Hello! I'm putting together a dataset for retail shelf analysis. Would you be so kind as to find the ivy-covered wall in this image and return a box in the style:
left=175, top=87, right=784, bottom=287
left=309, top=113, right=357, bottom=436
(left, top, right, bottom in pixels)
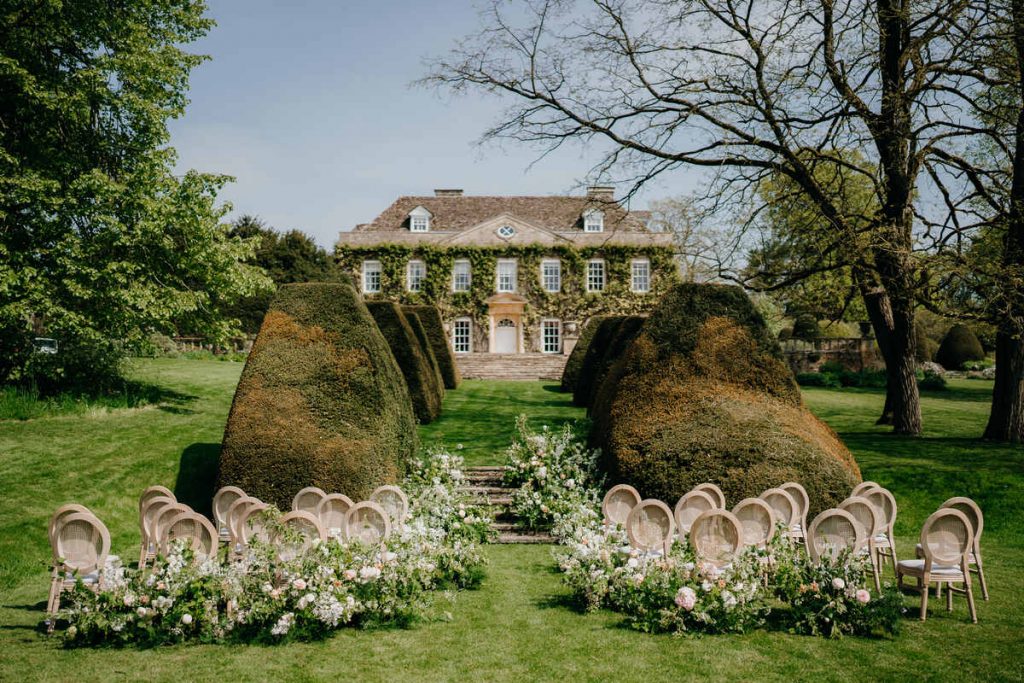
left=335, top=244, right=678, bottom=352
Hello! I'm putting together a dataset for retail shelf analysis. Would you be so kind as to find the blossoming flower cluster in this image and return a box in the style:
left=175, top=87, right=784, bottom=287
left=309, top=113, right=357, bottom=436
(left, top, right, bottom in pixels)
left=502, top=416, right=602, bottom=531
left=56, top=449, right=491, bottom=647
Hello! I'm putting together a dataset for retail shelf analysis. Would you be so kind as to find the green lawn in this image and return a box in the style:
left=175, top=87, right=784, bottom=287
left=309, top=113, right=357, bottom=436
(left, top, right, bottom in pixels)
left=1, top=360, right=1022, bottom=682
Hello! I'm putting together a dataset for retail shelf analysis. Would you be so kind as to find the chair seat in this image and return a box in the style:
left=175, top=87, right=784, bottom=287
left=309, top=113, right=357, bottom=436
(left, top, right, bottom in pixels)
left=915, top=543, right=977, bottom=564
left=897, top=559, right=965, bottom=580
left=63, top=571, right=100, bottom=585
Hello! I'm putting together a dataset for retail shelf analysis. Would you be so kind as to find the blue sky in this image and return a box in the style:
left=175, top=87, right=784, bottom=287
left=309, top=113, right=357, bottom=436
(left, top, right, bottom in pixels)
left=168, top=0, right=695, bottom=247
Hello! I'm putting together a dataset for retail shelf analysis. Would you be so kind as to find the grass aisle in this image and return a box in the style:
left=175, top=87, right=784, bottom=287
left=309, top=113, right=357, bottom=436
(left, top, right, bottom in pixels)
left=1, top=360, right=1022, bottom=682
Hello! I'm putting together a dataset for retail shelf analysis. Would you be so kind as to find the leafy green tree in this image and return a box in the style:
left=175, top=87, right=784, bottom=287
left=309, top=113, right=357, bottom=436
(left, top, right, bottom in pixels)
left=0, top=0, right=271, bottom=390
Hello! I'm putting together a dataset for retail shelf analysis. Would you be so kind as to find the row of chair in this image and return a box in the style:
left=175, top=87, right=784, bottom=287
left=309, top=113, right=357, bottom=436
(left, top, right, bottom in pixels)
left=46, top=505, right=112, bottom=620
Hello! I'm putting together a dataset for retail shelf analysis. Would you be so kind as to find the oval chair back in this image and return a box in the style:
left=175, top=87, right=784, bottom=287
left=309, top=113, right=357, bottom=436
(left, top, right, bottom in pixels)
left=920, top=508, right=974, bottom=567
left=49, top=504, right=93, bottom=558
left=626, top=499, right=675, bottom=554
left=779, top=482, right=809, bottom=536
left=318, top=493, right=355, bottom=539
left=139, top=486, right=175, bottom=516
left=760, top=488, right=798, bottom=530
left=602, top=484, right=641, bottom=526
left=277, top=511, right=327, bottom=561
left=238, top=503, right=272, bottom=545
left=55, top=512, right=111, bottom=577
left=138, top=495, right=176, bottom=568
left=692, top=483, right=726, bottom=509
left=851, top=481, right=880, bottom=497
left=161, top=512, right=219, bottom=561
left=840, top=496, right=882, bottom=539
left=941, top=497, right=983, bottom=544
left=673, top=490, right=717, bottom=537
left=153, top=503, right=192, bottom=548
left=226, top=496, right=259, bottom=548
left=369, top=485, right=409, bottom=527
left=292, top=486, right=327, bottom=515
left=690, top=510, right=743, bottom=568
left=863, top=487, right=897, bottom=535
left=212, top=486, right=246, bottom=537
left=345, top=501, right=392, bottom=545
left=731, top=497, right=776, bottom=547
left=807, top=508, right=865, bottom=563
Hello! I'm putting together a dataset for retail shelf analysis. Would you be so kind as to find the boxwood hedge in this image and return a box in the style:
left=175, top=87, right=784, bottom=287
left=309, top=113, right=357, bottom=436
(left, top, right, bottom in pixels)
left=405, top=310, right=445, bottom=393
left=572, top=316, right=626, bottom=407
left=218, top=282, right=417, bottom=509
left=935, top=324, right=986, bottom=370
left=402, top=305, right=461, bottom=389
left=560, top=315, right=606, bottom=393
left=366, top=301, right=443, bottom=424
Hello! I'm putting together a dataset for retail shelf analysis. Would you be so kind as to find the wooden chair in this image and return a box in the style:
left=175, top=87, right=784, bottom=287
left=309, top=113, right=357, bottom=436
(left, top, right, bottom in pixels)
left=759, top=488, right=798, bottom=541
left=212, top=486, right=246, bottom=541
left=673, top=490, right=717, bottom=538
left=292, top=486, right=327, bottom=515
left=692, top=483, right=726, bottom=509
left=690, top=510, right=743, bottom=569
left=345, top=501, right=391, bottom=545
left=227, top=497, right=263, bottom=555
left=317, top=493, right=355, bottom=539
left=277, top=511, right=327, bottom=561
left=152, top=502, right=192, bottom=551
left=851, top=481, right=880, bottom=497
left=916, top=497, right=990, bottom=601
left=238, top=503, right=273, bottom=547
left=48, top=512, right=110, bottom=617
left=47, top=504, right=94, bottom=615
left=160, top=512, right=219, bottom=562
left=369, top=485, right=409, bottom=527
left=839, top=496, right=883, bottom=592
left=625, top=499, right=675, bottom=555
left=897, top=508, right=978, bottom=622
left=601, top=484, right=641, bottom=526
left=779, top=482, right=810, bottom=543
left=138, top=486, right=175, bottom=515
left=731, top=497, right=776, bottom=548
left=863, top=486, right=898, bottom=576
left=137, top=495, right=175, bottom=568
left=806, top=508, right=866, bottom=564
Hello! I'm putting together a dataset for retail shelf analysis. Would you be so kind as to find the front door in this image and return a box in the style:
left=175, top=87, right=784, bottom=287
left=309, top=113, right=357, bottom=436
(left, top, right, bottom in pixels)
left=494, top=318, right=517, bottom=353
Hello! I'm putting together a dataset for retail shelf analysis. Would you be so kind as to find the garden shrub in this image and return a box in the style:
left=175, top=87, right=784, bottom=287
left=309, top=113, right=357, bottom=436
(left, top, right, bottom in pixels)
left=402, top=305, right=461, bottom=389
left=917, top=371, right=948, bottom=391
left=914, top=321, right=938, bottom=364
left=366, top=302, right=443, bottom=424
left=405, top=311, right=445, bottom=392
left=592, top=283, right=860, bottom=517
left=582, top=316, right=646, bottom=412
left=796, top=372, right=841, bottom=388
left=572, top=316, right=627, bottom=407
left=560, top=315, right=606, bottom=393
left=935, top=324, right=986, bottom=370
left=219, top=282, right=418, bottom=508
left=791, top=314, right=821, bottom=340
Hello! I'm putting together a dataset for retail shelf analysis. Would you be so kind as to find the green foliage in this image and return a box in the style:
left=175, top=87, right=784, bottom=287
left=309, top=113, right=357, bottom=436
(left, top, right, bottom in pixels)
left=592, top=283, right=860, bottom=517
left=792, top=314, right=821, bottom=340
left=366, top=301, right=443, bottom=424
left=560, top=316, right=606, bottom=392
left=572, top=316, right=626, bottom=407
left=935, top=324, right=986, bottom=370
left=337, top=244, right=677, bottom=351
left=917, top=372, right=948, bottom=391
left=796, top=372, right=842, bottom=388
left=914, top=322, right=939, bottom=363
left=405, top=311, right=445, bottom=391
left=0, top=0, right=272, bottom=391
left=402, top=305, right=461, bottom=389
left=583, top=316, right=646, bottom=412
left=219, top=282, right=417, bottom=508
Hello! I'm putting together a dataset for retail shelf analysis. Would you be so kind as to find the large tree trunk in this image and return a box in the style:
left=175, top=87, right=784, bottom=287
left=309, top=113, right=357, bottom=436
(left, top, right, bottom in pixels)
left=985, top=330, right=1024, bottom=442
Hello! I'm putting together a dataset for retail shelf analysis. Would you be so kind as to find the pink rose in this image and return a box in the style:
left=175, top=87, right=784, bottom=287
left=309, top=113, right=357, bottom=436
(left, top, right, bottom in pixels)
left=292, top=578, right=307, bottom=591
left=675, top=587, right=697, bottom=611
left=856, top=589, right=871, bottom=604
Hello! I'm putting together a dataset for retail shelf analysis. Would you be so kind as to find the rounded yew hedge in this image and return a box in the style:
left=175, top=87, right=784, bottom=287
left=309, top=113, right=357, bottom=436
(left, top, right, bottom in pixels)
left=219, top=282, right=417, bottom=509
left=402, top=304, right=461, bottom=389
left=366, top=301, right=443, bottom=424
left=935, top=324, right=985, bottom=370
left=560, top=315, right=606, bottom=393
left=591, top=283, right=860, bottom=517
left=405, top=310, right=445, bottom=392
left=573, top=316, right=626, bottom=407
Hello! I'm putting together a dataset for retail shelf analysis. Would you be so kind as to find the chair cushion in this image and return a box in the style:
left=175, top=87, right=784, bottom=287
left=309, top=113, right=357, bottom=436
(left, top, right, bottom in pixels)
left=897, top=559, right=965, bottom=579
left=915, top=543, right=977, bottom=564
left=64, top=571, right=100, bottom=585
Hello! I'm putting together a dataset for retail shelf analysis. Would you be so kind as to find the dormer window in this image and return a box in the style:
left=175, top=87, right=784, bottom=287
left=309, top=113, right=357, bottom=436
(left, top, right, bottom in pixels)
left=409, top=206, right=432, bottom=232
left=584, top=210, right=604, bottom=233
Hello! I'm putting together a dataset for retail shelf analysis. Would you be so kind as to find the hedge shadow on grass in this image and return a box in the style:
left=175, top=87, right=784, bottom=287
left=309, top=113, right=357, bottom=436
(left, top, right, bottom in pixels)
left=175, top=442, right=219, bottom=517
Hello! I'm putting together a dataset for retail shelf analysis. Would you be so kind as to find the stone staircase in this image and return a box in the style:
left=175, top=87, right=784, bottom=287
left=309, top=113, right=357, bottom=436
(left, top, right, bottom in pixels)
left=463, top=466, right=554, bottom=544
left=456, top=353, right=568, bottom=381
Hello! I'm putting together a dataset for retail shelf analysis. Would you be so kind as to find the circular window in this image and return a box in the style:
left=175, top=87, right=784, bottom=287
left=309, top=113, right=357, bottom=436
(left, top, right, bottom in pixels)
left=497, top=225, right=516, bottom=238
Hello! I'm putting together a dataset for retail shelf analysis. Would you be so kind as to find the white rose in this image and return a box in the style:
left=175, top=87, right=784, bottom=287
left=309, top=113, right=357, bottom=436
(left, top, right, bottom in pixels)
left=122, top=593, right=135, bottom=607
left=181, top=613, right=193, bottom=625
left=832, top=577, right=846, bottom=591
left=136, top=607, right=147, bottom=618
left=292, top=578, right=307, bottom=591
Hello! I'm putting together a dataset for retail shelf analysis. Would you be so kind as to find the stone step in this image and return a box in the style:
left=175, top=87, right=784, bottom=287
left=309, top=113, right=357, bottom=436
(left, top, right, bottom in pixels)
left=456, top=353, right=568, bottom=380
left=495, top=532, right=554, bottom=544
left=464, top=485, right=511, bottom=496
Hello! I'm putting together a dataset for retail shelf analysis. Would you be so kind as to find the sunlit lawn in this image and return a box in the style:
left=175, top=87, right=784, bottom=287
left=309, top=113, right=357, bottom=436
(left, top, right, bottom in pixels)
left=0, top=360, right=1021, bottom=682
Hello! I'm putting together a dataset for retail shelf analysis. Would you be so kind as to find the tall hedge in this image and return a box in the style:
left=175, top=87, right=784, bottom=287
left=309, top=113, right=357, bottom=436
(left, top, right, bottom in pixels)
left=405, top=311, right=445, bottom=392
left=402, top=305, right=461, bottom=389
left=560, top=316, right=606, bottom=393
left=935, top=324, right=985, bottom=370
left=591, top=283, right=860, bottom=517
left=366, top=301, right=443, bottom=424
left=219, top=282, right=417, bottom=509
left=584, top=316, right=646, bottom=413
left=573, top=316, right=626, bottom=407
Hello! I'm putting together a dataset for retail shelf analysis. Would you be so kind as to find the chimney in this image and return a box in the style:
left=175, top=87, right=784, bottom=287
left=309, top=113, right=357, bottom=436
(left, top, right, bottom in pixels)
left=434, top=189, right=464, bottom=197
left=586, top=185, right=615, bottom=201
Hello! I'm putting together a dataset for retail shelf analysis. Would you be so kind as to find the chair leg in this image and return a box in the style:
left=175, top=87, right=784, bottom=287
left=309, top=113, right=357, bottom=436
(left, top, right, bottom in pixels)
left=871, top=548, right=881, bottom=593
left=975, top=553, right=989, bottom=601
left=919, top=576, right=929, bottom=621
left=946, top=582, right=953, bottom=611
left=889, top=540, right=899, bottom=579
left=964, top=575, right=978, bottom=623
left=138, top=542, right=148, bottom=570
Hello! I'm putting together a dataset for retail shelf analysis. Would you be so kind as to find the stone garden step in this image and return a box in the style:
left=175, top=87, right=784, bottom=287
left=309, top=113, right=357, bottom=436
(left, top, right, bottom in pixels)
left=462, top=466, right=554, bottom=544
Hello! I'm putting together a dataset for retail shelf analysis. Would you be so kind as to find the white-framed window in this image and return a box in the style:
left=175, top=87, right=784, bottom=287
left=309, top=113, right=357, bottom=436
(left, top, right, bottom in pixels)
left=407, top=259, right=426, bottom=292
left=541, top=259, right=561, bottom=293
left=587, top=259, right=606, bottom=292
left=497, top=225, right=516, bottom=238
left=452, top=259, right=471, bottom=292
left=409, top=206, right=431, bottom=232
left=362, top=260, right=381, bottom=294
left=496, top=259, right=517, bottom=293
left=452, top=318, right=472, bottom=353
left=541, top=319, right=562, bottom=354
left=631, top=258, right=651, bottom=293
left=584, top=210, right=605, bottom=233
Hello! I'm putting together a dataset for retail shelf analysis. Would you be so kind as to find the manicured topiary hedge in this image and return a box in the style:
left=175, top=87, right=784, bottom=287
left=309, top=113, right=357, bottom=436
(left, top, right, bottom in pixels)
left=573, top=316, right=626, bottom=407
left=366, top=301, right=443, bottom=424
left=935, top=324, right=985, bottom=370
left=219, top=282, right=417, bottom=509
left=405, top=310, right=445, bottom=393
left=591, top=283, right=860, bottom=517
left=560, top=316, right=606, bottom=393
left=402, top=305, right=461, bottom=389
left=584, top=316, right=645, bottom=413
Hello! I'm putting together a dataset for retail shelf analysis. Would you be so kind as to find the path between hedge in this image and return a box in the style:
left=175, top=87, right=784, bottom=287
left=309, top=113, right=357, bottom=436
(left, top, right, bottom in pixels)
left=464, top=466, right=553, bottom=543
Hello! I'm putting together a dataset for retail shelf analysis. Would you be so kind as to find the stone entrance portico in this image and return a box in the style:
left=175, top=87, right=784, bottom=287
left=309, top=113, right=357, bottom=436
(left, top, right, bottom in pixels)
left=486, top=293, right=527, bottom=354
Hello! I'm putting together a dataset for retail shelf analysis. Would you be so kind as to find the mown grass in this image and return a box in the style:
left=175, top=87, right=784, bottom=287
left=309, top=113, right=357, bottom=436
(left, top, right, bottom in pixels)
left=0, top=361, right=1022, bottom=682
